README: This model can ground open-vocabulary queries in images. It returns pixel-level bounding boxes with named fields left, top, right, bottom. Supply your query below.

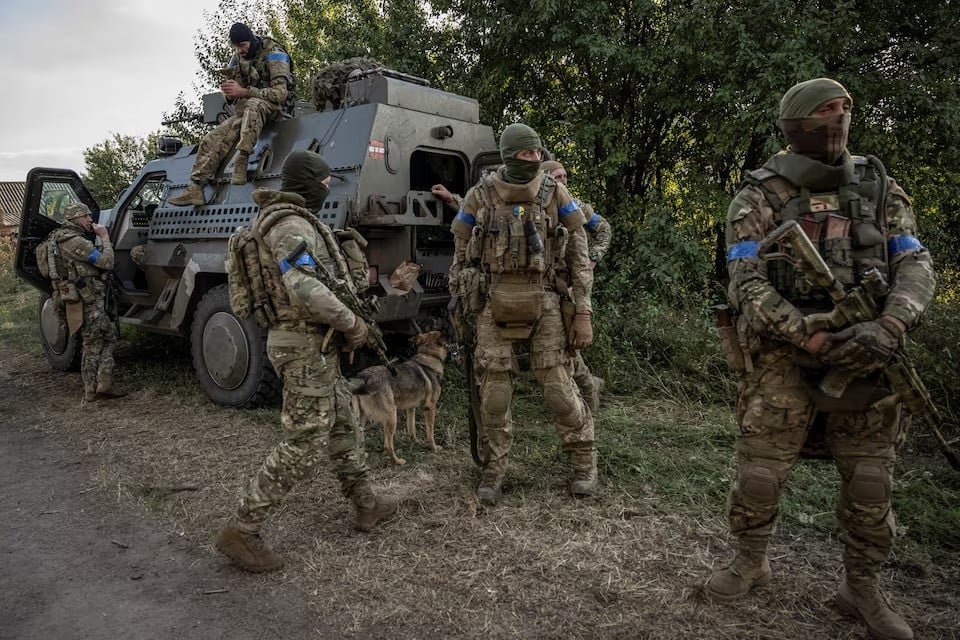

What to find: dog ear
left=413, top=333, right=426, bottom=346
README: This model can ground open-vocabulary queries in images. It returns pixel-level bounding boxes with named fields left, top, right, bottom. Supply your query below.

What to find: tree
left=81, top=133, right=160, bottom=207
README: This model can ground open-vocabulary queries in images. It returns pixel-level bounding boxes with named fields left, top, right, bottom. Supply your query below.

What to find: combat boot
left=705, top=551, right=772, bottom=602
left=354, top=493, right=399, bottom=532
left=570, top=449, right=598, bottom=497
left=168, top=182, right=206, bottom=207
left=836, top=581, right=913, bottom=640
left=96, top=373, right=113, bottom=395
left=477, top=472, right=503, bottom=506
left=83, top=388, right=97, bottom=402
left=215, top=524, right=284, bottom=573
left=231, top=152, right=249, bottom=185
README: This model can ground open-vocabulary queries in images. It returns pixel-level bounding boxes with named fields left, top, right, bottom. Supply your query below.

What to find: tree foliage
left=81, top=133, right=159, bottom=207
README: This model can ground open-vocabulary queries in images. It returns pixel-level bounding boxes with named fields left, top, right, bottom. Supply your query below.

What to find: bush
left=0, top=237, right=20, bottom=295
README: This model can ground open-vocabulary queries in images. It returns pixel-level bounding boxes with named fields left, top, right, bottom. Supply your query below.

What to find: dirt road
left=2, top=343, right=958, bottom=640
left=0, top=394, right=323, bottom=639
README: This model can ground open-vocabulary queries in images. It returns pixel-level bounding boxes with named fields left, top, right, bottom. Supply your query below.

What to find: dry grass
left=2, top=343, right=959, bottom=640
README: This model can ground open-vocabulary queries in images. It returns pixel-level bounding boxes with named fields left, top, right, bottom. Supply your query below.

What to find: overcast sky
left=0, top=0, right=223, bottom=181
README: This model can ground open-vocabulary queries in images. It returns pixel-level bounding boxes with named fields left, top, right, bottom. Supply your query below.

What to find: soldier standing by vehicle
left=45, top=203, right=119, bottom=402
left=448, top=123, right=597, bottom=505
left=169, top=22, right=294, bottom=206
left=216, top=151, right=397, bottom=573
left=708, top=78, right=936, bottom=640
left=540, top=159, right=610, bottom=411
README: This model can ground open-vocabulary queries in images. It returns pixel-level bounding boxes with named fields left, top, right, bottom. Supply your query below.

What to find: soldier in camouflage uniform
left=216, top=151, right=397, bottom=573
left=435, top=163, right=611, bottom=414
left=707, top=78, right=935, bottom=640
left=169, top=23, right=294, bottom=206
left=449, top=123, right=597, bottom=505
left=47, top=203, right=119, bottom=402
left=541, top=160, right=611, bottom=411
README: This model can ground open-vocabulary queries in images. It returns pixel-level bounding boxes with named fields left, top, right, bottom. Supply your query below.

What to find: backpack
left=226, top=209, right=371, bottom=327
left=34, top=229, right=71, bottom=280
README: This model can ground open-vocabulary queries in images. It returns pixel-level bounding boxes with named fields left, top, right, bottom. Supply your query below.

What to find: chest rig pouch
left=747, top=156, right=889, bottom=310
left=476, top=173, right=558, bottom=340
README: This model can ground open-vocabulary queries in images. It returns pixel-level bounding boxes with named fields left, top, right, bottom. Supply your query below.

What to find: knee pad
left=543, top=381, right=577, bottom=420
left=847, top=461, right=891, bottom=505
left=739, top=463, right=779, bottom=504
left=481, top=373, right=512, bottom=419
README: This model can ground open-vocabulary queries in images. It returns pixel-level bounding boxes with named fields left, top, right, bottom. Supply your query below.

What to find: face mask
left=303, top=181, right=330, bottom=212
left=780, top=112, right=850, bottom=163
left=502, top=158, right=541, bottom=185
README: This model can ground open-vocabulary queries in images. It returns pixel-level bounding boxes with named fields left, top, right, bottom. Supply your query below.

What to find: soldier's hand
left=431, top=184, right=455, bottom=207
left=819, top=316, right=904, bottom=374
left=570, top=311, right=593, bottom=350
left=221, top=80, right=249, bottom=100
left=92, top=223, right=109, bottom=238
left=342, top=316, right=368, bottom=352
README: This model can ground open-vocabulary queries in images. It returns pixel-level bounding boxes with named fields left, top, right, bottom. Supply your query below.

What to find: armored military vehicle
left=14, top=67, right=498, bottom=407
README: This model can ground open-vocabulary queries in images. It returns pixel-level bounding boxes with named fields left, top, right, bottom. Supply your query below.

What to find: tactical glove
left=570, top=311, right=593, bottom=350
left=820, top=317, right=903, bottom=374
left=342, top=316, right=368, bottom=352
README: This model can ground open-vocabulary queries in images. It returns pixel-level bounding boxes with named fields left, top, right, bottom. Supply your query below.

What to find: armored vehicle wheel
left=190, top=284, right=280, bottom=408
left=37, top=293, right=82, bottom=371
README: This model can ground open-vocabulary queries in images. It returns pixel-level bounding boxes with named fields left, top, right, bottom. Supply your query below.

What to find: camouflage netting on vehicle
left=312, top=57, right=385, bottom=110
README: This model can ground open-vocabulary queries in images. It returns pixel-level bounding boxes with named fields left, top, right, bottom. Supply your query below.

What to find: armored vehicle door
left=471, top=151, right=502, bottom=184
left=15, top=168, right=101, bottom=295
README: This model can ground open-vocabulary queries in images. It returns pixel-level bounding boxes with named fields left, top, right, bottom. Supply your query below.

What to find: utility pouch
left=712, top=304, right=748, bottom=372
left=489, top=283, right=544, bottom=340
left=59, top=280, right=80, bottom=304
left=459, top=267, right=483, bottom=314
left=560, top=296, right=576, bottom=344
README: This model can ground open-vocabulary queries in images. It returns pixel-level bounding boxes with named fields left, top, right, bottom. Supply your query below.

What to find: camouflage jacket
left=226, top=37, right=294, bottom=112
left=450, top=169, right=593, bottom=313
left=51, top=222, right=114, bottom=291
left=580, top=201, right=612, bottom=262
left=726, top=151, right=936, bottom=350
left=251, top=189, right=356, bottom=333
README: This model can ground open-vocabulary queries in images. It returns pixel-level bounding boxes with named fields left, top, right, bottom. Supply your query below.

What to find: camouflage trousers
left=571, top=350, right=597, bottom=397
left=474, top=291, right=595, bottom=478
left=727, top=346, right=900, bottom=588
left=190, top=97, right=280, bottom=185
left=236, top=329, right=372, bottom=533
left=80, top=291, right=117, bottom=396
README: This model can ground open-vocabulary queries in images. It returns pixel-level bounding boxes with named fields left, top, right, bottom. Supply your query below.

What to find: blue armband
left=265, top=52, right=291, bottom=64
left=586, top=212, right=600, bottom=231
left=455, top=210, right=476, bottom=227
left=726, top=241, right=760, bottom=262
left=558, top=201, right=580, bottom=218
left=279, top=252, right=317, bottom=275
left=87, top=249, right=102, bottom=264
left=887, top=235, right=923, bottom=256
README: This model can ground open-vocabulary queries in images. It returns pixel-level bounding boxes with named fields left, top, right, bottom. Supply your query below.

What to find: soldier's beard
left=780, top=112, right=850, bottom=164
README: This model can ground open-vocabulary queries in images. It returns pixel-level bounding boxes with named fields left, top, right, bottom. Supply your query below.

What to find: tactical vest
left=231, top=37, right=296, bottom=116
left=745, top=156, right=888, bottom=311
left=468, top=173, right=566, bottom=285
left=229, top=200, right=365, bottom=328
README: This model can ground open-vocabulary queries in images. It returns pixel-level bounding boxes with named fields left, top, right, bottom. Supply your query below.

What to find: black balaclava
left=229, top=22, right=261, bottom=60
left=281, top=150, right=332, bottom=212
left=499, top=123, right=543, bottom=184
left=778, top=78, right=852, bottom=164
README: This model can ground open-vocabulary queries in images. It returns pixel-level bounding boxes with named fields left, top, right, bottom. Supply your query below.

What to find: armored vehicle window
left=410, top=150, right=466, bottom=220
left=39, top=182, right=83, bottom=222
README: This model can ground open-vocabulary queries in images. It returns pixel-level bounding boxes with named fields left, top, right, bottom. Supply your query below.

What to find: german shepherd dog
left=349, top=331, right=447, bottom=465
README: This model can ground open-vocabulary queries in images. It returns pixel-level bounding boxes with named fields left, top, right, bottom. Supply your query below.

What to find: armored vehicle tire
left=190, top=284, right=280, bottom=408
left=37, top=293, right=82, bottom=371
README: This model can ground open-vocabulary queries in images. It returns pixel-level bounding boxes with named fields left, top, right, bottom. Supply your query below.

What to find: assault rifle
left=288, top=240, right=396, bottom=375
left=448, top=294, right=485, bottom=466
left=758, top=220, right=960, bottom=470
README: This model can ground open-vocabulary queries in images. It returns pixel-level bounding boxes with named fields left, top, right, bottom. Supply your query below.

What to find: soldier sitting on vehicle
left=169, top=22, right=295, bottom=206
